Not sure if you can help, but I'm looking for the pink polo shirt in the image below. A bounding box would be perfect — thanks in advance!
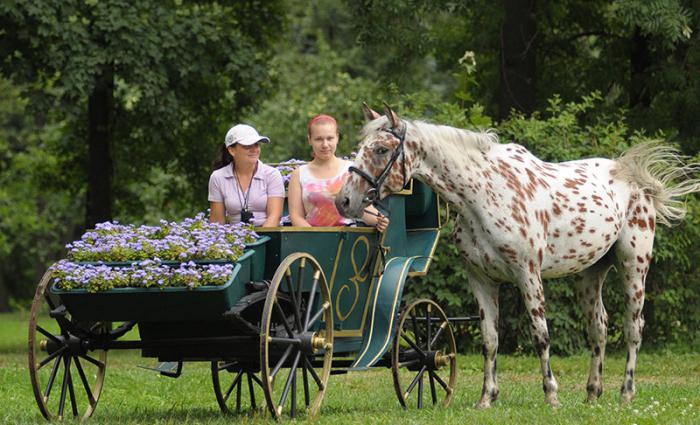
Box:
[208,161,285,226]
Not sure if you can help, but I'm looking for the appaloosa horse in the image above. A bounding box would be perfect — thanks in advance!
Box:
[336,104,700,408]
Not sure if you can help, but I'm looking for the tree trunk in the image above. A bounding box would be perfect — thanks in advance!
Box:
[85,66,115,229]
[499,0,537,120]
[630,27,651,109]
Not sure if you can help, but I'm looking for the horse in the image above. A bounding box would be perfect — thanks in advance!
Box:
[336,103,700,408]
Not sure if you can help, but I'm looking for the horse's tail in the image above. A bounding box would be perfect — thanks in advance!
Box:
[614,140,700,226]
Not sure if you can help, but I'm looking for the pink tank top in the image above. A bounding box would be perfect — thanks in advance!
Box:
[299,160,354,226]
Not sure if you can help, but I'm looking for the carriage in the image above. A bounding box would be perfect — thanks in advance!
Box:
[28,179,476,421]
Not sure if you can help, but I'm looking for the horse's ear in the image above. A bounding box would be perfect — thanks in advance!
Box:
[362,102,381,121]
[382,102,400,128]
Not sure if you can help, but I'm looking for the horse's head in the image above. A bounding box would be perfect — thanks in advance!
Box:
[336,103,416,218]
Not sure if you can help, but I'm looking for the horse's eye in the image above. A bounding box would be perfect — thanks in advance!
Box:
[375,147,389,155]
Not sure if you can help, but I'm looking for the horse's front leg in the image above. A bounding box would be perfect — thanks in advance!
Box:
[468,273,500,409]
[517,270,560,407]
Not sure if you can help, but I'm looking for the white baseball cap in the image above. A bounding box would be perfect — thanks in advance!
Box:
[224,124,270,147]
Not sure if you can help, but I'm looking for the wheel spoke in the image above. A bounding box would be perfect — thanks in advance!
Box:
[295,260,306,321]
[400,333,426,358]
[271,345,294,380]
[417,373,423,409]
[73,356,95,404]
[236,372,242,413]
[429,322,447,348]
[43,356,62,400]
[36,325,63,346]
[284,273,303,332]
[78,353,104,368]
[273,299,295,338]
[301,357,310,408]
[269,336,300,346]
[305,306,326,332]
[303,357,323,390]
[37,345,67,370]
[404,366,426,397]
[247,372,257,410]
[426,307,432,351]
[398,358,420,369]
[250,372,263,387]
[429,369,438,404]
[224,369,244,402]
[410,310,422,346]
[429,370,449,391]
[67,360,78,417]
[278,351,301,412]
[303,274,319,330]
[58,356,70,418]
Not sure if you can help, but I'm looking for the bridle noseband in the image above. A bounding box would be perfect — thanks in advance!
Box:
[348,122,408,213]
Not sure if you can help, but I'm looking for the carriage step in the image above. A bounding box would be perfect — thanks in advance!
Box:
[138,361,183,378]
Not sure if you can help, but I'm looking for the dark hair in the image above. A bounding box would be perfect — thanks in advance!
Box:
[212,145,233,170]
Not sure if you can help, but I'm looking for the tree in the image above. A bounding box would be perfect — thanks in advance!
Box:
[0,0,284,228]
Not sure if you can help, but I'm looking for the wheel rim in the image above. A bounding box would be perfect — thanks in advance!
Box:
[391,299,457,409]
[211,361,264,415]
[260,253,333,420]
[28,268,108,420]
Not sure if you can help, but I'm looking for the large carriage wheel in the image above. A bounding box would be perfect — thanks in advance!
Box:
[260,253,333,420]
[28,269,108,420]
[391,299,457,409]
[211,361,264,415]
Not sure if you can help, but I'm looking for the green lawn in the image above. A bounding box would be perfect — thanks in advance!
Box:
[2,312,698,424]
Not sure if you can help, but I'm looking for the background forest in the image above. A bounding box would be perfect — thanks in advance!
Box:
[1,0,699,354]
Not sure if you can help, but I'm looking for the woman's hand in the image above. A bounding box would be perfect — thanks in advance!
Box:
[375,213,389,233]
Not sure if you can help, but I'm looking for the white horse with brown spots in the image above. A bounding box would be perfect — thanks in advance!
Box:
[336,104,700,408]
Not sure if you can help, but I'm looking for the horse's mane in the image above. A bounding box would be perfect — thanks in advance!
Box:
[361,116,498,152]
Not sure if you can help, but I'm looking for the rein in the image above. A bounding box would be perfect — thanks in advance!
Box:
[348,122,407,215]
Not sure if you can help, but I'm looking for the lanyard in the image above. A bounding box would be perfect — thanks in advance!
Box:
[233,161,257,211]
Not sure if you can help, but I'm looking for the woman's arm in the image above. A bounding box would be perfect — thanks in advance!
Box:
[210,202,226,224]
[262,197,284,227]
[288,169,312,227]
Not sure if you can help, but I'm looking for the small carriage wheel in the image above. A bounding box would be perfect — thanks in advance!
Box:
[391,299,457,409]
[211,361,264,415]
[28,268,108,421]
[260,252,334,420]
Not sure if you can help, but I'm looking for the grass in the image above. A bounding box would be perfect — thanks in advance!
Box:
[1,311,699,424]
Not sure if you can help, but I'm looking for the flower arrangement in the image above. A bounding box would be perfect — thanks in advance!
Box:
[51,212,257,292]
[66,212,257,262]
[275,158,306,185]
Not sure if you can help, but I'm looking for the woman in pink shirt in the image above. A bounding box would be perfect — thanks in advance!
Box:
[288,114,388,231]
[208,124,284,226]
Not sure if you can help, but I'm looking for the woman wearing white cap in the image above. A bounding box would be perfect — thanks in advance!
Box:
[208,124,284,226]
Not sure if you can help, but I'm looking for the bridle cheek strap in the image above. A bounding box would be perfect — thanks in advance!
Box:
[348,122,407,214]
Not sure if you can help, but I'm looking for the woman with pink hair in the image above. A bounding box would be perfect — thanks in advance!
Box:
[288,114,388,230]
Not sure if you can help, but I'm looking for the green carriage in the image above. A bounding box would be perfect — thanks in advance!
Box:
[28,179,474,420]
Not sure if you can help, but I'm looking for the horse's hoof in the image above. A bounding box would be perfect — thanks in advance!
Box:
[474,400,492,410]
[620,392,634,404]
[546,396,561,408]
[585,394,599,404]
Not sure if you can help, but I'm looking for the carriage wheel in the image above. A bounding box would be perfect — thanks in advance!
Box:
[260,253,333,420]
[28,269,108,420]
[391,299,457,409]
[211,361,264,415]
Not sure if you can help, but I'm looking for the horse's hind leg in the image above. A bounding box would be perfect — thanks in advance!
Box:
[615,197,655,403]
[574,258,613,402]
[468,273,501,409]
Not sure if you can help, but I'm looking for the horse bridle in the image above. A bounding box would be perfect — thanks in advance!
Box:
[348,122,407,214]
